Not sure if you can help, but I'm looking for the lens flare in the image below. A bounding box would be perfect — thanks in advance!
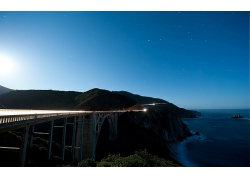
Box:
[0,55,14,75]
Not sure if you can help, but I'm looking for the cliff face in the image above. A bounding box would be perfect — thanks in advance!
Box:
[119,110,192,142]
[96,109,192,162]
[114,91,200,118]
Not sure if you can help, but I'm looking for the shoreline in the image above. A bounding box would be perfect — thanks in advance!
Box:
[170,132,209,167]
[171,113,250,167]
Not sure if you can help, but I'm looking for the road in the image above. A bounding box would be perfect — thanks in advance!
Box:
[0,109,147,116]
[0,109,87,116]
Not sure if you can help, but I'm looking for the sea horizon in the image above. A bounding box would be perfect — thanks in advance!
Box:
[171,108,250,167]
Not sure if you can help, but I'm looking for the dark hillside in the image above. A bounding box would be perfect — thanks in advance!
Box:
[0,88,199,117]
[115,91,199,118]
[75,88,137,110]
[95,109,192,163]
[0,88,137,111]
[114,91,167,104]
[148,104,199,118]
[0,85,13,96]
[0,90,81,110]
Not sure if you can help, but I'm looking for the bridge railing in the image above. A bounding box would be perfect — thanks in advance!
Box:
[0,109,144,125]
[0,111,91,125]
[0,113,63,124]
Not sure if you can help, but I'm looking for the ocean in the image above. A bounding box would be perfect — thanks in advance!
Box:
[170,109,250,167]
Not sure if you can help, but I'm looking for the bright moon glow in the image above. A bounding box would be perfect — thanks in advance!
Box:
[0,55,14,75]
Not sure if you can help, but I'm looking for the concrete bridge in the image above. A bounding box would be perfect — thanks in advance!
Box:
[0,109,145,166]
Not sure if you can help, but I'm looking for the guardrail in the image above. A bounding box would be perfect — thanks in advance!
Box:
[0,113,62,124]
[0,109,145,125]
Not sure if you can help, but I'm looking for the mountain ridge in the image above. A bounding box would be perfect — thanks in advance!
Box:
[114,91,168,104]
[75,88,137,110]
[0,85,198,166]
[0,85,199,117]
[0,85,13,96]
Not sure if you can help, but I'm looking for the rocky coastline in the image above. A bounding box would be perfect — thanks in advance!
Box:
[96,108,193,164]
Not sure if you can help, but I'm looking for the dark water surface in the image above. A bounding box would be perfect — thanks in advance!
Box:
[171,109,250,167]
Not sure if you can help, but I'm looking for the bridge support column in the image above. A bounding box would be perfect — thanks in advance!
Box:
[82,115,92,160]
[75,115,85,162]
[48,120,54,164]
[81,113,97,160]
[91,113,97,160]
[108,112,118,140]
[29,125,35,148]
[80,115,85,162]
[71,116,77,165]
[61,117,67,161]
[18,123,30,167]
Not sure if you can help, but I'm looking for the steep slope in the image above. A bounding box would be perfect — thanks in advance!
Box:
[96,109,192,162]
[0,88,200,117]
[0,88,196,166]
[0,85,13,96]
[75,88,137,110]
[0,88,137,110]
[114,91,167,104]
[0,90,81,110]
[115,91,198,118]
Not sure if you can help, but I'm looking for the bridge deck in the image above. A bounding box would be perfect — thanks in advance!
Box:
[0,109,146,166]
[0,109,144,133]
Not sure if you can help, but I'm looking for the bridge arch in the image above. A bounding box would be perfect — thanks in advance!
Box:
[0,109,144,166]
[75,112,118,161]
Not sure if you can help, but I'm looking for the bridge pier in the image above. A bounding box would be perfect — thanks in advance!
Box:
[75,112,119,162]
[61,117,67,161]
[48,120,54,164]
[91,113,97,160]
[82,115,93,160]
[29,125,35,148]
[108,113,118,140]
[18,124,30,167]
[71,116,77,164]
[75,115,85,162]
[79,115,85,162]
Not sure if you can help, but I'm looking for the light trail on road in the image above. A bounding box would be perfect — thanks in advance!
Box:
[0,109,147,117]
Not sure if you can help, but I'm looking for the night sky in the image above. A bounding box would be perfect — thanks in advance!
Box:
[0,11,249,109]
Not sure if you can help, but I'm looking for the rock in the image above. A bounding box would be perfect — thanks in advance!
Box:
[231,114,244,118]
[194,132,200,136]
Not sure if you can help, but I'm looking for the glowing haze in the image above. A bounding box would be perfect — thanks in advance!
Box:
[0,11,249,109]
[0,54,15,75]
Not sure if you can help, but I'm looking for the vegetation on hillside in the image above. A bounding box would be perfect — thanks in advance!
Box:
[114,91,167,104]
[0,87,199,117]
[0,90,81,110]
[78,149,182,167]
[75,88,137,110]
[115,91,198,118]
[0,88,137,111]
